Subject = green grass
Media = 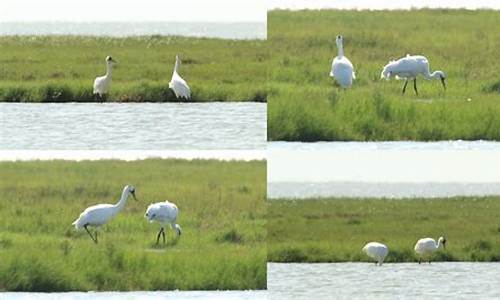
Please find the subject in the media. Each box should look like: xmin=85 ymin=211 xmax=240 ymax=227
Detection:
xmin=0 ymin=159 xmax=266 ymax=291
xmin=268 ymin=197 xmax=500 ymax=263
xmin=268 ymin=9 xmax=500 ymax=141
xmin=0 ymin=35 xmax=267 ymax=102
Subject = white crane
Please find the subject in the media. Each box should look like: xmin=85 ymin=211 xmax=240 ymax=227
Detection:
xmin=169 ymin=54 xmax=191 ymax=100
xmin=362 ymin=242 xmax=389 ymax=266
xmin=72 ymin=185 xmax=137 ymax=243
xmin=414 ymin=236 xmax=447 ymax=264
xmin=145 ymin=200 xmax=182 ymax=245
xmin=93 ymin=56 xmax=117 ymax=100
xmin=381 ymin=54 xmax=446 ymax=95
xmin=330 ymin=35 xmax=355 ymax=88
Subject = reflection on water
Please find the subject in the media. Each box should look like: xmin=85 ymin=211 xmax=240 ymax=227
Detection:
xmin=0 ymin=291 xmax=266 ymax=300
xmin=268 ymin=262 xmax=500 ymax=299
xmin=0 ymin=103 xmax=266 ymax=150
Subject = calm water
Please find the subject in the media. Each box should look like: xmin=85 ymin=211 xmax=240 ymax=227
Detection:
xmin=268 ymin=263 xmax=500 ymax=299
xmin=0 ymin=22 xmax=266 ymax=40
xmin=0 ymin=103 xmax=266 ymax=150
xmin=0 ymin=291 xmax=266 ymax=300
xmin=268 ymin=141 xmax=500 ymax=198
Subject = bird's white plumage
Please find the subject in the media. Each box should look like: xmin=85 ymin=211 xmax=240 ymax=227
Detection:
xmin=381 ymin=54 xmax=446 ymax=94
xmin=414 ymin=236 xmax=446 ymax=263
xmin=330 ymin=35 xmax=355 ymax=88
xmin=362 ymin=242 xmax=389 ymax=265
xmin=72 ymin=185 xmax=137 ymax=242
xmin=93 ymin=56 xmax=117 ymax=97
xmin=145 ymin=200 xmax=182 ymax=236
xmin=169 ymin=55 xmax=191 ymax=100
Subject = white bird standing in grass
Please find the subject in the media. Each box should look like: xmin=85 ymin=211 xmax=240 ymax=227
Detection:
xmin=145 ymin=200 xmax=182 ymax=245
xmin=381 ymin=54 xmax=446 ymax=95
xmin=362 ymin=242 xmax=389 ymax=266
xmin=414 ymin=236 xmax=447 ymax=264
xmin=93 ymin=56 xmax=117 ymax=100
xmin=330 ymin=35 xmax=355 ymax=88
xmin=72 ymin=185 xmax=138 ymax=243
xmin=169 ymin=54 xmax=191 ymax=100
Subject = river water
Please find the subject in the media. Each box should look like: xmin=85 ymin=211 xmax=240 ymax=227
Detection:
xmin=0 ymin=22 xmax=266 ymax=40
xmin=268 ymin=141 xmax=500 ymax=198
xmin=268 ymin=262 xmax=500 ymax=299
xmin=0 ymin=103 xmax=266 ymax=150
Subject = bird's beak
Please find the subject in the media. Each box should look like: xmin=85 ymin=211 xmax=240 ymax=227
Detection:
xmin=441 ymin=77 xmax=446 ymax=90
xmin=111 ymin=59 xmax=118 ymax=64
xmin=131 ymin=191 xmax=138 ymax=201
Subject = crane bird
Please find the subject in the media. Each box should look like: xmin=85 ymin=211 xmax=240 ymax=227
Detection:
xmin=362 ymin=242 xmax=389 ymax=266
xmin=145 ymin=200 xmax=182 ymax=245
xmin=169 ymin=54 xmax=191 ymax=100
xmin=72 ymin=185 xmax=138 ymax=243
xmin=93 ymin=56 xmax=117 ymax=100
xmin=381 ymin=54 xmax=446 ymax=95
xmin=329 ymin=35 xmax=355 ymax=88
xmin=414 ymin=236 xmax=447 ymax=264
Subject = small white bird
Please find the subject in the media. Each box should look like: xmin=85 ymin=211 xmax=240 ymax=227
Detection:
xmin=169 ymin=54 xmax=191 ymax=100
xmin=93 ymin=56 xmax=117 ymax=100
xmin=414 ymin=236 xmax=447 ymax=264
xmin=362 ymin=242 xmax=389 ymax=265
xmin=145 ymin=200 xmax=182 ymax=245
xmin=72 ymin=185 xmax=137 ymax=243
xmin=381 ymin=54 xmax=446 ymax=95
xmin=330 ymin=35 xmax=355 ymax=88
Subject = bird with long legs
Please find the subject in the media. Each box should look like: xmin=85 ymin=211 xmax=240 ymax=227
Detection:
xmin=414 ymin=236 xmax=447 ymax=264
xmin=145 ymin=200 xmax=182 ymax=245
xmin=169 ymin=54 xmax=191 ymax=100
xmin=381 ymin=54 xmax=446 ymax=95
xmin=362 ymin=242 xmax=389 ymax=266
xmin=93 ymin=55 xmax=117 ymax=100
xmin=72 ymin=185 xmax=138 ymax=243
xmin=330 ymin=35 xmax=355 ymax=88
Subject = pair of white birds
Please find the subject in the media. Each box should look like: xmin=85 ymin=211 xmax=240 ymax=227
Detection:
xmin=330 ymin=35 xmax=446 ymax=95
xmin=72 ymin=185 xmax=181 ymax=245
xmin=362 ymin=237 xmax=447 ymax=266
xmin=93 ymin=55 xmax=191 ymax=100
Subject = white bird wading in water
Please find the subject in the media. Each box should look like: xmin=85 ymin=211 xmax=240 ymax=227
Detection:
xmin=169 ymin=54 xmax=191 ymax=100
xmin=72 ymin=185 xmax=138 ymax=243
xmin=145 ymin=200 xmax=182 ymax=245
xmin=330 ymin=35 xmax=355 ymax=88
xmin=362 ymin=242 xmax=389 ymax=266
xmin=414 ymin=236 xmax=447 ymax=264
xmin=381 ymin=54 xmax=446 ymax=95
xmin=93 ymin=55 xmax=117 ymax=100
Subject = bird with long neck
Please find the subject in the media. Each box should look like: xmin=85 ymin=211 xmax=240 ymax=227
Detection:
xmin=93 ymin=56 xmax=117 ymax=100
xmin=330 ymin=35 xmax=355 ymax=88
xmin=169 ymin=54 xmax=191 ymax=100
xmin=414 ymin=236 xmax=447 ymax=264
xmin=72 ymin=185 xmax=138 ymax=243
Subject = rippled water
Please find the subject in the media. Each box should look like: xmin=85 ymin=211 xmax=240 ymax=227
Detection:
xmin=0 ymin=291 xmax=266 ymax=300
xmin=268 ymin=263 xmax=500 ymax=299
xmin=0 ymin=22 xmax=266 ymax=40
xmin=0 ymin=103 xmax=266 ymax=150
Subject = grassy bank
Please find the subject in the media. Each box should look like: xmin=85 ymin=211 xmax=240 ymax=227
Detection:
xmin=0 ymin=36 xmax=267 ymax=102
xmin=268 ymin=197 xmax=500 ymax=263
xmin=0 ymin=159 xmax=266 ymax=291
xmin=268 ymin=9 xmax=500 ymax=141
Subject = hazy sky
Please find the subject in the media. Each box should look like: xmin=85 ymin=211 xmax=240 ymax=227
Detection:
xmin=0 ymin=0 xmax=266 ymax=22
xmin=269 ymin=0 xmax=500 ymax=10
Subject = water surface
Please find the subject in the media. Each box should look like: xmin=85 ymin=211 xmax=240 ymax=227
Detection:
xmin=268 ymin=262 xmax=500 ymax=299
xmin=0 ymin=22 xmax=266 ymax=40
xmin=0 ymin=103 xmax=266 ymax=150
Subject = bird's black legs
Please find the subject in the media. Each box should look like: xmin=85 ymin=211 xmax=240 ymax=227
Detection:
xmin=84 ymin=225 xmax=98 ymax=244
xmin=402 ymin=80 xmax=408 ymax=94
xmin=418 ymin=257 xmax=422 ymax=264
xmin=156 ymin=227 xmax=165 ymax=245
xmin=413 ymin=79 xmax=419 ymax=96
xmin=162 ymin=229 xmax=166 ymax=244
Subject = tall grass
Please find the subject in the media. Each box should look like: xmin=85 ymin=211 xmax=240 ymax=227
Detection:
xmin=0 ymin=159 xmax=266 ymax=291
xmin=268 ymin=9 xmax=500 ymax=141
xmin=0 ymin=36 xmax=267 ymax=102
xmin=268 ymin=197 xmax=500 ymax=262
